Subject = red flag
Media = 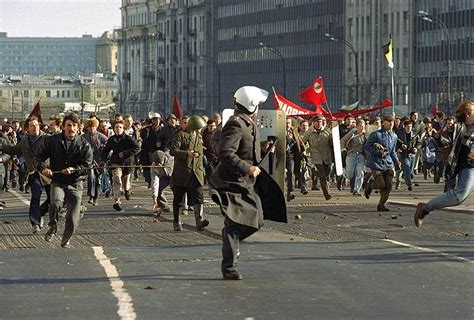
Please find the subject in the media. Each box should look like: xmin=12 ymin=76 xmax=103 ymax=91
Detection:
xmin=431 ymin=104 xmax=440 ymax=116
xmin=29 ymin=100 xmax=43 ymax=123
xmin=172 ymin=96 xmax=184 ymax=119
xmin=298 ymin=77 xmax=328 ymax=107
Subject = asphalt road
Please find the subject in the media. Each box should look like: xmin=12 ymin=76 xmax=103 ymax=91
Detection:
xmin=0 ymin=177 xmax=472 ymax=319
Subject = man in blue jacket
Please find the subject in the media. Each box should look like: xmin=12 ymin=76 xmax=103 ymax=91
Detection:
xmin=364 ymin=115 xmax=401 ymax=212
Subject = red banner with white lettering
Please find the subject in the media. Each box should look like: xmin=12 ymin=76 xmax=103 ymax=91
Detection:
xmin=274 ymin=91 xmax=393 ymax=120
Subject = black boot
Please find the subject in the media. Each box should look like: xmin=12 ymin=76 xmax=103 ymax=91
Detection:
xmin=173 ymin=208 xmax=182 ymax=231
xmin=194 ymin=204 xmax=209 ymax=230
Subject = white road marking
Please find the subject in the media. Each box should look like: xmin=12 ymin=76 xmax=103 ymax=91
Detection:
xmin=93 ymin=246 xmax=137 ymax=320
xmin=9 ymin=189 xmax=30 ymax=206
xmin=383 ymin=239 xmax=474 ymax=263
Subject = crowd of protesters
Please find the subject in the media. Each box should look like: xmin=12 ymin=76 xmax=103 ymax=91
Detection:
xmin=0 ymin=98 xmax=472 ymax=250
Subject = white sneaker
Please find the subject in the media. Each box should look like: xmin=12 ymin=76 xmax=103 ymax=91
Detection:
xmin=39 ymin=218 xmax=44 ymax=228
xmin=32 ymin=225 xmax=40 ymax=234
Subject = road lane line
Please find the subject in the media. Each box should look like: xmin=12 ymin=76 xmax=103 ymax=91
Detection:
xmin=383 ymin=239 xmax=474 ymax=263
xmin=9 ymin=189 xmax=30 ymax=206
xmin=93 ymin=246 xmax=137 ymax=320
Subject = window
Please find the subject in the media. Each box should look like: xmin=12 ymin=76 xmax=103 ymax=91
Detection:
xmin=403 ymin=48 xmax=408 ymax=69
xmin=74 ymin=91 xmax=79 ymax=98
xmin=46 ymin=90 xmax=51 ymax=98
xmin=403 ymin=11 xmax=409 ymax=32
xmin=35 ymin=90 xmax=40 ymax=97
xmin=97 ymin=91 xmax=102 ymax=98
xmin=24 ymin=90 xmax=29 ymax=98
xmin=348 ymin=18 xmax=353 ymax=38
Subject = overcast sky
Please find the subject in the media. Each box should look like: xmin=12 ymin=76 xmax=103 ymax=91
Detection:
xmin=0 ymin=0 xmax=121 ymax=37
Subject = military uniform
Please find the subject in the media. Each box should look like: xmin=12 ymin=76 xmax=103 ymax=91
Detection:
xmin=170 ymin=124 xmax=208 ymax=231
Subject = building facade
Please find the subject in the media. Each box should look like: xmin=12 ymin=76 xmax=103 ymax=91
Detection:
xmin=96 ymin=31 xmax=119 ymax=75
xmin=0 ymin=33 xmax=97 ymax=76
xmin=413 ymin=0 xmax=474 ymax=115
xmin=117 ymin=0 xmax=473 ymax=118
xmin=118 ymin=0 xmax=210 ymax=119
xmin=0 ymin=74 xmax=118 ymax=120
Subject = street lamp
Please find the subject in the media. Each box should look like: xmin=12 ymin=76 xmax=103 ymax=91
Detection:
xmin=325 ymin=33 xmax=360 ymax=103
xmin=198 ymin=55 xmax=221 ymax=114
xmin=1 ymin=80 xmax=14 ymax=121
xmin=417 ymin=10 xmax=452 ymax=114
xmin=259 ymin=42 xmax=286 ymax=96
xmin=103 ymin=70 xmax=123 ymax=114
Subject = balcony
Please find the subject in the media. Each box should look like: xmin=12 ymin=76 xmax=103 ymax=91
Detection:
xmin=188 ymin=29 xmax=197 ymax=37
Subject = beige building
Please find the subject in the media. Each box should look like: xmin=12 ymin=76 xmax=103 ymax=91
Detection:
xmin=96 ymin=31 xmax=119 ymax=75
xmin=0 ymin=74 xmax=118 ymax=120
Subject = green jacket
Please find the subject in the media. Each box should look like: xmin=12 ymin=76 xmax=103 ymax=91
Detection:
xmin=170 ymin=130 xmax=204 ymax=187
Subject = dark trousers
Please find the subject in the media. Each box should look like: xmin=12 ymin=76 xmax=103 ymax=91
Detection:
xmin=29 ymin=175 xmax=50 ymax=226
xmin=221 ymin=217 xmax=258 ymax=273
xmin=370 ymin=169 xmax=394 ymax=207
xmin=172 ymin=175 xmax=203 ymax=221
xmin=49 ymin=182 xmax=83 ymax=239
xmin=315 ymin=164 xmax=331 ymax=200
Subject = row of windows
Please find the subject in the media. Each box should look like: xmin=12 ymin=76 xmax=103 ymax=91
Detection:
xmin=415 ymin=42 xmax=474 ymax=62
xmin=156 ymin=15 xmax=204 ymax=36
xmin=0 ymin=90 xmax=115 ymax=99
xmin=218 ymin=15 xmax=335 ymax=41
xmin=218 ymin=0 xmax=329 ymax=18
xmin=347 ymin=11 xmax=409 ymax=39
xmin=124 ymin=11 xmax=156 ymax=28
xmin=0 ymin=43 xmax=94 ymax=49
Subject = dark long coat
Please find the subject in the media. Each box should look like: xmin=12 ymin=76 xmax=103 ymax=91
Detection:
xmin=209 ymin=112 xmax=265 ymax=229
xmin=170 ymin=130 xmax=205 ymax=187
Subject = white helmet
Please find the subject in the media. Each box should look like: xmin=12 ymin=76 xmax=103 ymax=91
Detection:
xmin=233 ymin=86 xmax=269 ymax=114
xmin=148 ymin=111 xmax=161 ymax=119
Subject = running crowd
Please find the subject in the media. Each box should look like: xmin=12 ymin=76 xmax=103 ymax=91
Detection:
xmin=0 ymin=92 xmax=472 ymax=278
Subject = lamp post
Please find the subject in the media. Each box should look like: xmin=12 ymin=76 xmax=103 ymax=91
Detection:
xmin=103 ymin=70 xmax=123 ymax=114
xmin=259 ymin=42 xmax=286 ymax=96
xmin=1 ymin=80 xmax=14 ymax=120
xmin=325 ymin=33 xmax=359 ymax=102
xmin=199 ymin=55 xmax=221 ymax=114
xmin=418 ymin=10 xmax=452 ymax=114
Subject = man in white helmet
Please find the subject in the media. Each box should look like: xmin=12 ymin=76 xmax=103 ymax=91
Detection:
xmin=209 ymin=85 xmax=269 ymax=280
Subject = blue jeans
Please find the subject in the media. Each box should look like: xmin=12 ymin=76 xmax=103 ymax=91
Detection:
xmin=401 ymin=156 xmax=415 ymax=187
xmin=87 ymin=169 xmax=100 ymax=198
xmin=426 ymin=167 xmax=473 ymax=212
xmin=29 ymin=175 xmax=50 ymax=226
xmin=344 ymin=153 xmax=365 ymax=193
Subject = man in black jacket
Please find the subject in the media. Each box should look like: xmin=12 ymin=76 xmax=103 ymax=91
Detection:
xmin=35 ymin=113 xmax=93 ymax=247
xmin=101 ymin=120 xmax=140 ymax=211
xmin=209 ymin=86 xmax=269 ymax=280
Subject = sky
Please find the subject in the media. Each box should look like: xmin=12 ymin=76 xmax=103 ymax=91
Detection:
xmin=0 ymin=0 xmax=121 ymax=37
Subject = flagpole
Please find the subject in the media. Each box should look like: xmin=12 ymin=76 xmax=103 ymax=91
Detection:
xmin=391 ymin=67 xmax=395 ymax=115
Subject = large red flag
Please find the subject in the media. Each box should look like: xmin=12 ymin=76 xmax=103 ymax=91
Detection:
xmin=298 ymin=77 xmax=328 ymax=108
xmin=273 ymin=91 xmax=330 ymax=117
xmin=172 ymin=96 xmax=184 ymax=119
xmin=29 ymin=100 xmax=43 ymax=123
